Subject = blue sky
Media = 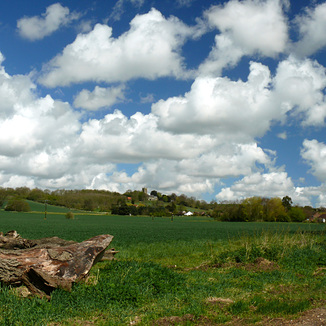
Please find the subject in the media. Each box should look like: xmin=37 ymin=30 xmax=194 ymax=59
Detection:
xmin=0 ymin=0 xmax=326 ymax=207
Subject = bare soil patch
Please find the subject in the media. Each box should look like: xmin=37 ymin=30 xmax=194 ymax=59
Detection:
xmin=152 ymin=308 xmax=326 ymax=326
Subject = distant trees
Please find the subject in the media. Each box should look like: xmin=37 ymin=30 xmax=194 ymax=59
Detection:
xmin=288 ymin=206 xmax=306 ymax=222
xmin=282 ymin=196 xmax=293 ymax=211
xmin=265 ymin=197 xmax=287 ymax=222
xmin=5 ymin=199 xmax=30 ymax=212
xmin=83 ymin=198 xmax=95 ymax=211
xmin=0 ymin=186 xmax=320 ymax=223
xmin=27 ymin=188 xmax=46 ymax=201
xmin=242 ymin=197 xmax=264 ymax=221
xmin=211 ymin=196 xmax=308 ymax=223
xmin=111 ymin=204 xmax=170 ymax=217
xmin=0 ymin=188 xmax=7 ymax=207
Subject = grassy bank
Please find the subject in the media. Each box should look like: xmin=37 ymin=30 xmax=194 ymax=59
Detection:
xmin=0 ymin=210 xmax=325 ymax=325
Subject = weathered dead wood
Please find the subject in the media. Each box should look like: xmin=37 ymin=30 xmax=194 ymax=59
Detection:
xmin=0 ymin=231 xmax=119 ymax=260
xmin=0 ymin=231 xmax=76 ymax=250
xmin=0 ymin=231 xmax=114 ymax=299
xmin=0 ymin=230 xmax=35 ymax=250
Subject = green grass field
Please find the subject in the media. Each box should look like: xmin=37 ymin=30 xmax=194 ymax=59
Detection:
xmin=0 ymin=207 xmax=325 ymax=325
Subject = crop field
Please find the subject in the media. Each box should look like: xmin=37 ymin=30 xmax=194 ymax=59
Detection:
xmin=0 ymin=205 xmax=325 ymax=325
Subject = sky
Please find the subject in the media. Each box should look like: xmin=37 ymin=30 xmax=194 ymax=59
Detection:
xmin=0 ymin=0 xmax=326 ymax=207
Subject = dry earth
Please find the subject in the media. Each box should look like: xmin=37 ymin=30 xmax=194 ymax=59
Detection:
xmin=153 ymin=307 xmax=326 ymax=326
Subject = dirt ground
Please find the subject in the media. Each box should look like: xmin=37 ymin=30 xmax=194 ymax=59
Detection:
xmin=153 ymin=307 xmax=326 ymax=326
xmin=257 ymin=307 xmax=326 ymax=326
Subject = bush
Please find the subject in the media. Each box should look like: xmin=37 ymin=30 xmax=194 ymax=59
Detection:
xmin=5 ymin=199 xmax=30 ymax=212
xmin=288 ymin=207 xmax=306 ymax=222
xmin=65 ymin=211 xmax=74 ymax=219
xmin=276 ymin=212 xmax=291 ymax=222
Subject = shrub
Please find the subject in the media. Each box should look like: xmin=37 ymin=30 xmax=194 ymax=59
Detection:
xmin=288 ymin=207 xmax=306 ymax=222
xmin=5 ymin=199 xmax=30 ymax=212
xmin=276 ymin=212 xmax=291 ymax=222
xmin=65 ymin=211 xmax=74 ymax=219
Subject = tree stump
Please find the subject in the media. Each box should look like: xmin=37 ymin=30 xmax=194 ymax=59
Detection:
xmin=0 ymin=231 xmax=115 ymax=299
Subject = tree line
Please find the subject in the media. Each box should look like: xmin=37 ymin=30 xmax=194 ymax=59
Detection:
xmin=0 ymin=187 xmax=323 ymax=222
xmin=209 ymin=196 xmax=313 ymax=222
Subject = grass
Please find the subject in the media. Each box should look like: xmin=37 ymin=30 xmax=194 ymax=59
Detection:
xmin=0 ymin=208 xmax=325 ymax=325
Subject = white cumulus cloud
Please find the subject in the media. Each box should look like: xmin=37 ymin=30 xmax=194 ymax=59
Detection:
xmin=199 ymin=0 xmax=288 ymax=75
xmin=273 ymin=56 xmax=326 ymax=126
xmin=2 ymin=1 xmax=326 ymax=205
xmin=301 ymin=139 xmax=326 ymax=182
xmin=17 ymin=3 xmax=78 ymax=41
xmin=76 ymin=110 xmax=216 ymax=163
xmin=74 ymin=85 xmax=125 ymax=111
xmin=153 ymin=61 xmax=274 ymax=139
xmin=215 ymin=172 xmax=312 ymax=206
xmin=293 ymin=3 xmax=326 ymax=57
xmin=39 ymin=9 xmax=194 ymax=87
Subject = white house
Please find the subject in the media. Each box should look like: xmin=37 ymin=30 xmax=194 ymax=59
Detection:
xmin=184 ymin=211 xmax=194 ymax=216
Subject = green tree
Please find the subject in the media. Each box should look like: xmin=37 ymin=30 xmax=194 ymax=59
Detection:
xmin=282 ymin=196 xmax=293 ymax=211
xmin=5 ymin=199 xmax=30 ymax=212
xmin=162 ymin=195 xmax=170 ymax=203
xmin=0 ymin=188 xmax=7 ymax=208
xmin=242 ymin=197 xmax=264 ymax=221
xmin=15 ymin=187 xmax=31 ymax=198
xmin=170 ymin=193 xmax=177 ymax=202
xmin=288 ymin=206 xmax=306 ymax=222
xmin=166 ymin=202 xmax=177 ymax=214
xmin=83 ymin=198 xmax=95 ymax=211
xmin=27 ymin=188 xmax=46 ymax=201
xmin=264 ymin=197 xmax=287 ymax=222
xmin=221 ymin=203 xmax=245 ymax=221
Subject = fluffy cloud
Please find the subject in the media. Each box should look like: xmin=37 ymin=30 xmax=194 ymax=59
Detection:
xmin=178 ymin=143 xmax=272 ymax=178
xmin=0 ymin=53 xmax=275 ymax=194
xmin=317 ymin=189 xmax=326 ymax=207
xmin=74 ymin=85 xmax=125 ymax=110
xmin=215 ymin=172 xmax=313 ymax=206
xmin=39 ymin=9 xmax=194 ymax=87
xmin=153 ymin=61 xmax=275 ymax=139
xmin=199 ymin=0 xmax=288 ymax=75
xmin=17 ymin=3 xmax=78 ymax=41
xmin=88 ymin=160 xmax=218 ymax=197
xmin=0 ymin=56 xmax=36 ymax=119
xmin=76 ymin=110 xmax=216 ymax=163
xmin=1 ymin=175 xmax=36 ymax=189
xmin=301 ymin=139 xmax=326 ymax=182
xmin=0 ymin=55 xmax=81 ymax=184
xmin=85 ymin=142 xmax=274 ymax=197
xmin=293 ymin=3 xmax=326 ymax=57
xmin=71 ymin=106 xmax=276 ymax=196
xmin=3 ymin=1 xmax=326 ymax=206
xmin=0 ymin=94 xmax=80 ymax=157
xmin=273 ymin=56 xmax=326 ymax=126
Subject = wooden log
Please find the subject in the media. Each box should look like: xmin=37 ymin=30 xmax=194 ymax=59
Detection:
xmin=0 ymin=232 xmax=114 ymax=298
xmin=0 ymin=231 xmax=119 ymax=260
xmin=0 ymin=231 xmax=76 ymax=250
xmin=0 ymin=230 xmax=35 ymax=250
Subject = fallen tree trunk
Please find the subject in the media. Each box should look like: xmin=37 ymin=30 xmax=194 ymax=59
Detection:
xmin=0 ymin=231 xmax=115 ymax=299
xmin=0 ymin=231 xmax=118 ymax=260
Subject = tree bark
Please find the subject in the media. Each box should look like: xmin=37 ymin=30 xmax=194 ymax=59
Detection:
xmin=0 ymin=231 xmax=115 ymax=299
